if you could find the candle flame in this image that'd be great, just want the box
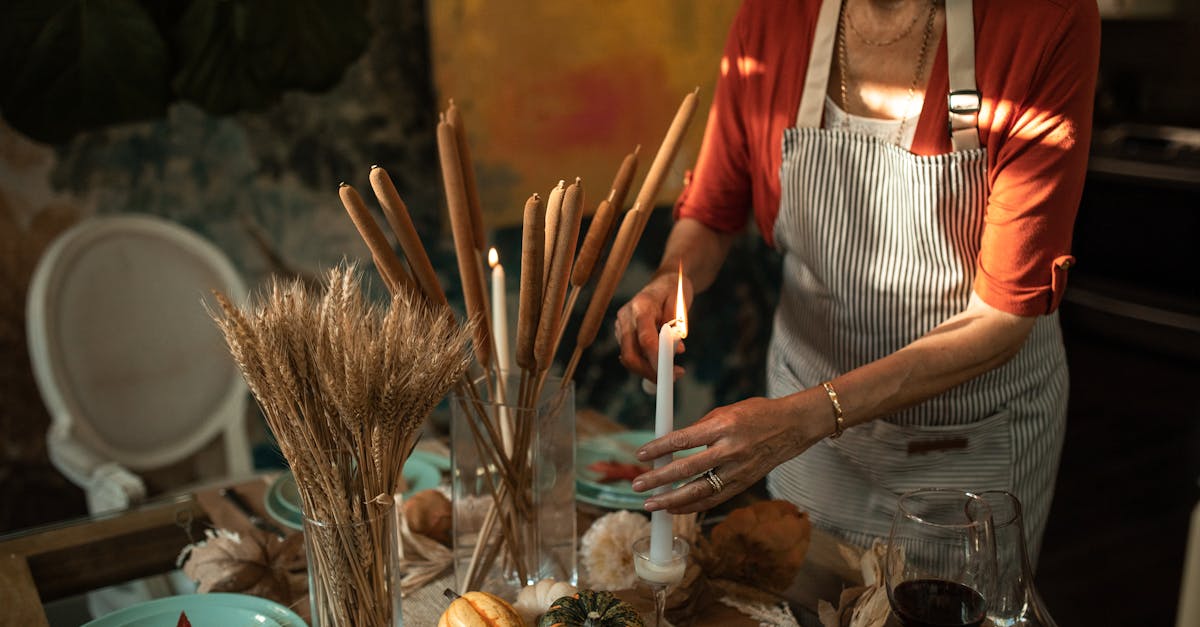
[674,262,687,339]
[488,247,499,268]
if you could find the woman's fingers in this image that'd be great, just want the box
[615,274,683,381]
[616,314,652,377]
[633,298,664,378]
[630,395,821,516]
[635,420,714,462]
[644,460,755,514]
[630,447,723,493]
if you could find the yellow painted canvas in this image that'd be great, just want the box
[429,1,741,228]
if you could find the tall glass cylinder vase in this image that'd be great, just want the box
[979,491,1058,627]
[304,501,403,627]
[450,372,576,598]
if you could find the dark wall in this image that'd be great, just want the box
[1095,10,1200,128]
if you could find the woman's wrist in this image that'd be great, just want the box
[779,390,834,450]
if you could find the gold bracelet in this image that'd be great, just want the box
[821,381,845,438]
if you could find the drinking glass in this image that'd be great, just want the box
[978,491,1058,627]
[885,488,998,627]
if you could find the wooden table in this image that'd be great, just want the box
[0,467,861,626]
[0,492,210,627]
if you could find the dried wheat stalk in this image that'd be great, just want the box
[210,264,472,626]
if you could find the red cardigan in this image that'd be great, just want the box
[675,0,1100,316]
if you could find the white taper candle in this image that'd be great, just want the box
[489,248,510,373]
[650,319,681,564]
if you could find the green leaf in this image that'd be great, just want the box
[170,0,276,115]
[246,0,370,92]
[172,0,369,115]
[0,0,169,144]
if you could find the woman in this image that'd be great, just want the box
[618,0,1099,560]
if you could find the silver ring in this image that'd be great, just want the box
[704,469,725,495]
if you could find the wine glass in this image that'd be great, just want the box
[631,535,689,627]
[977,491,1058,627]
[885,488,998,627]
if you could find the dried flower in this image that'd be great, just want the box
[580,510,651,591]
[817,540,891,627]
[700,500,811,593]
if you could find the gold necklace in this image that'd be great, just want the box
[847,0,924,47]
[837,0,936,145]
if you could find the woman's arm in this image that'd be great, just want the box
[631,293,1036,514]
[615,217,738,380]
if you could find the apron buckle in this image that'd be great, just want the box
[948,89,982,115]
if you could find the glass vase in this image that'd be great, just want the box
[450,372,576,598]
[979,491,1058,627]
[304,502,403,627]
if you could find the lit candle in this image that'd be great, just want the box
[649,265,688,564]
[489,247,514,455]
[489,247,511,373]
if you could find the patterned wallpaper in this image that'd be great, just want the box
[0,0,781,530]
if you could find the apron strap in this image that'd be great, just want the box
[946,0,981,151]
[795,0,983,152]
[796,0,843,128]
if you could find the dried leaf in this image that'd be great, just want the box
[849,586,890,627]
[179,527,306,607]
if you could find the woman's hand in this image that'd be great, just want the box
[615,271,693,382]
[630,392,827,514]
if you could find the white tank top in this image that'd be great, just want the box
[822,95,920,150]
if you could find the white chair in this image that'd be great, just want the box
[27,215,255,618]
[26,214,253,515]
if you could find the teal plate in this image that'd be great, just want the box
[408,448,451,472]
[83,592,306,626]
[575,431,703,510]
[265,457,444,530]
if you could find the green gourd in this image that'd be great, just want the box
[538,590,644,627]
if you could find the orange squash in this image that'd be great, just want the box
[438,590,526,627]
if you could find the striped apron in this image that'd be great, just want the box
[765,0,1068,562]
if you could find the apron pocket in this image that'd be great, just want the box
[827,410,1015,521]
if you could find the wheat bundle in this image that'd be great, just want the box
[210,264,472,626]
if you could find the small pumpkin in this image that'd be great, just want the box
[438,590,526,627]
[539,590,644,627]
[403,489,453,545]
[514,578,578,624]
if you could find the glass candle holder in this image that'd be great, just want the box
[632,535,689,627]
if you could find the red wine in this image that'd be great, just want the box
[891,578,986,627]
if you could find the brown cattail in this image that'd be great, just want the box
[368,166,447,307]
[608,144,641,213]
[337,183,417,297]
[570,146,641,287]
[515,193,545,371]
[437,118,491,367]
[632,89,699,215]
[575,203,642,352]
[534,179,583,371]
[541,180,565,287]
[574,90,699,353]
[569,198,617,288]
[446,100,486,254]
